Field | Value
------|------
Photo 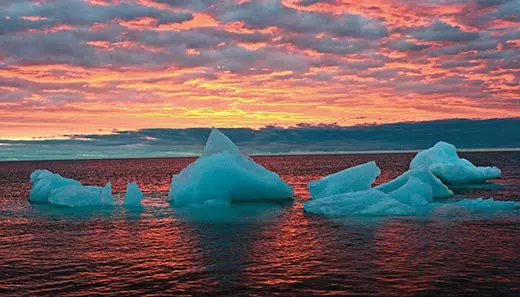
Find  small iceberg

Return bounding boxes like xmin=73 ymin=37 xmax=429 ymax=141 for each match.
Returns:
xmin=168 ymin=128 xmax=293 ymax=207
xmin=410 ymin=141 xmax=501 ymax=184
xmin=29 ymin=169 xmax=114 ymax=207
xmin=308 ymin=161 xmax=380 ymax=199
xmin=30 ymin=170 xmax=81 ymax=203
xmin=124 ymin=182 xmax=143 ymax=207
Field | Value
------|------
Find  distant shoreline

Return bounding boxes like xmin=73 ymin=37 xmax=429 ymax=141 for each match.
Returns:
xmin=1 ymin=147 xmax=520 ymax=163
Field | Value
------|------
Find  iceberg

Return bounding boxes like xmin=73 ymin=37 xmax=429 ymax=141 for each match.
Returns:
xmin=29 ymin=169 xmax=114 ymax=207
xmin=124 ymin=182 xmax=143 ymax=207
xmin=304 ymin=179 xmax=518 ymax=217
xmin=168 ymin=129 xmax=293 ymax=207
xmin=410 ymin=141 xmax=501 ymax=184
xmin=304 ymin=160 xmax=516 ymax=217
xmin=29 ymin=170 xmax=81 ymax=203
xmin=375 ymin=169 xmax=453 ymax=199
xmin=308 ymin=161 xmax=380 ymax=199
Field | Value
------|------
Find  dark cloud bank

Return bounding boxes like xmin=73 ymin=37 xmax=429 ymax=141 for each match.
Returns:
xmin=1 ymin=118 xmax=519 ymax=161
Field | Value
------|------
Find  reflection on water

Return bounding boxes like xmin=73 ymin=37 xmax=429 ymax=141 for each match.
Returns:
xmin=0 ymin=152 xmax=519 ymax=296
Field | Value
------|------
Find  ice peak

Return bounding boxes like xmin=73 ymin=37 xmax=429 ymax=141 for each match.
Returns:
xmin=201 ymin=128 xmax=241 ymax=158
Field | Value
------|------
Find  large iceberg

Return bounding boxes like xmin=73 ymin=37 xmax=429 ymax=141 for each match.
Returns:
xmin=375 ymin=169 xmax=453 ymax=199
xmin=410 ymin=141 xmax=501 ymax=184
xmin=124 ymin=182 xmax=143 ymax=207
xmin=168 ymin=129 xmax=293 ymax=207
xmin=29 ymin=169 xmax=114 ymax=207
xmin=304 ymin=159 xmax=517 ymax=217
xmin=308 ymin=161 xmax=380 ymax=199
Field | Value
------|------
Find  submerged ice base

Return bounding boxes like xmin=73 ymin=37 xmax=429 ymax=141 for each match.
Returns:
xmin=169 ymin=129 xmax=293 ymax=207
xmin=410 ymin=141 xmax=501 ymax=184
xmin=29 ymin=169 xmax=114 ymax=207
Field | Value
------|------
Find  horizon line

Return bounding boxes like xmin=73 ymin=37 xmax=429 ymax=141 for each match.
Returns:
xmin=2 ymin=116 xmax=519 ymax=142
xmin=2 ymin=147 xmax=520 ymax=163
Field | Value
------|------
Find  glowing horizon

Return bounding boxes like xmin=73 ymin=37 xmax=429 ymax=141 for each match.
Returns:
xmin=1 ymin=0 xmax=519 ymax=139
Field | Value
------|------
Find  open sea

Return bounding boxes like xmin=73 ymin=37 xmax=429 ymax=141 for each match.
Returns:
xmin=1 ymin=152 xmax=519 ymax=296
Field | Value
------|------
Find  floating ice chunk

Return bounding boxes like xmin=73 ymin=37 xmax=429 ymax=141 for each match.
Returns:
xmin=304 ymin=189 xmax=415 ymax=216
xmin=48 ymin=182 xmax=114 ymax=208
xmin=124 ymin=182 xmax=143 ymax=207
xmin=308 ymin=161 xmax=381 ymax=199
xmin=410 ymin=141 xmax=501 ymax=184
xmin=375 ymin=169 xmax=453 ymax=199
xmin=388 ymin=177 xmax=431 ymax=206
xmin=29 ymin=169 xmax=114 ymax=207
xmin=169 ymin=129 xmax=293 ymax=206
xmin=29 ymin=170 xmax=81 ymax=203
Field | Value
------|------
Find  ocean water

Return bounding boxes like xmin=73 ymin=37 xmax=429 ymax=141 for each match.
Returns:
xmin=0 ymin=152 xmax=519 ymax=296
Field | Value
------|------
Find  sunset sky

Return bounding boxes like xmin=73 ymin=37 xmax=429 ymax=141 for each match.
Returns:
xmin=1 ymin=0 xmax=519 ymax=139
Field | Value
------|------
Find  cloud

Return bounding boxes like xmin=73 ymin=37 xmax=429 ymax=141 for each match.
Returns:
xmin=0 ymin=0 xmax=519 ymax=139
xmin=409 ymin=21 xmax=480 ymax=42
xmin=428 ymin=39 xmax=498 ymax=56
xmin=297 ymin=0 xmax=338 ymax=6
xmin=217 ymin=0 xmax=388 ymax=39
xmin=282 ymin=35 xmax=372 ymax=54
xmin=0 ymin=0 xmax=193 ymax=35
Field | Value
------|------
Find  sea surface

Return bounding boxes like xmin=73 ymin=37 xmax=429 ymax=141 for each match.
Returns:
xmin=0 ymin=153 xmax=519 ymax=296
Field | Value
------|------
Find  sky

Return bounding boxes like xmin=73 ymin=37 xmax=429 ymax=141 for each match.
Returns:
xmin=0 ymin=0 xmax=519 ymax=140
xmin=1 ymin=118 xmax=519 ymax=160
